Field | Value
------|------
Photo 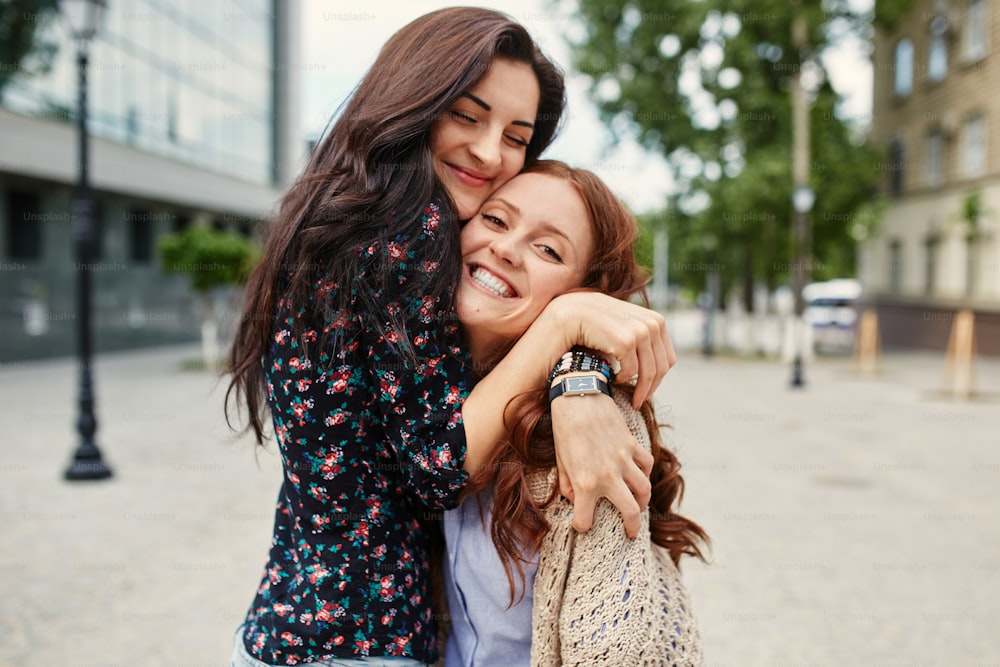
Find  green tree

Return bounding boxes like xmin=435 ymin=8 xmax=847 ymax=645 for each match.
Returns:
xmin=0 ymin=0 xmax=60 ymax=94
xmin=564 ymin=0 xmax=913 ymax=309
xmin=159 ymin=226 xmax=258 ymax=368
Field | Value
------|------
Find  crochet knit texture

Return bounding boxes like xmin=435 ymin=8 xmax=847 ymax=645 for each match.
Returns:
xmin=529 ymin=393 xmax=703 ymax=666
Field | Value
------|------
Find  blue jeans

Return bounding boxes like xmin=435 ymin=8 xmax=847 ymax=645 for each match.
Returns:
xmin=231 ymin=625 xmax=428 ymax=667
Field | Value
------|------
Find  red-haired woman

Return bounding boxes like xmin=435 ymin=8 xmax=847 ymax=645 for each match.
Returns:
xmin=226 ymin=9 xmax=676 ymax=667
xmin=442 ymin=161 xmax=709 ymax=667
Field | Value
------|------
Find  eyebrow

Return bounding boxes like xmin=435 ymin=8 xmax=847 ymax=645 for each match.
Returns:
xmin=493 ymin=197 xmax=522 ymax=217
xmin=462 ymin=93 xmax=535 ymax=129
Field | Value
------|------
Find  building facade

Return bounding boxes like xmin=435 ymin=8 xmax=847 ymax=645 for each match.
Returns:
xmin=0 ymin=0 xmax=301 ymax=361
xmin=862 ymin=0 xmax=1000 ymax=354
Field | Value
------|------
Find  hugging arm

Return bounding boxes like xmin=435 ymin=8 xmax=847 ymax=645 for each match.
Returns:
xmin=463 ymin=290 xmax=675 ymax=538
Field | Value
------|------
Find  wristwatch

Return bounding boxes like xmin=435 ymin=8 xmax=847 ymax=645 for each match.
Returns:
xmin=548 ymin=373 xmax=613 ymax=402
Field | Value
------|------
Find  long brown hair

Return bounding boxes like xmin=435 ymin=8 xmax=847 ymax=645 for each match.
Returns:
xmin=467 ymin=161 xmax=709 ymax=603
xmin=226 ymin=9 xmax=565 ymax=444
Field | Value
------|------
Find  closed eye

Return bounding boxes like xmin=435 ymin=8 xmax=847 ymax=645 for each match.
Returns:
xmin=450 ymin=110 xmax=476 ymax=124
xmin=505 ymin=134 xmax=529 ymax=147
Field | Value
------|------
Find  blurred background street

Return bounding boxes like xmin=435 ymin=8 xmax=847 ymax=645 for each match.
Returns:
xmin=3 ymin=0 xmax=1000 ymax=665
xmin=2 ymin=340 xmax=998 ymax=666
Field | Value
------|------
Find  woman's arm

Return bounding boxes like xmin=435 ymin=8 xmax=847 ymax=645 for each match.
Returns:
xmin=534 ymin=394 xmax=703 ymax=667
xmin=367 ymin=215 xmax=669 ymax=517
xmin=463 ymin=291 xmax=673 ymax=537
xmin=548 ymin=381 xmax=652 ymax=535
xmin=539 ymin=291 xmax=675 ymax=408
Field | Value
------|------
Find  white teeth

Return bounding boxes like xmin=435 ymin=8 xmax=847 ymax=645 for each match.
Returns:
xmin=471 ymin=267 xmax=513 ymax=297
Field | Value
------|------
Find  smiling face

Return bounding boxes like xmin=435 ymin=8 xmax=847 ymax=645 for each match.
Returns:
xmin=430 ymin=58 xmax=541 ymax=220
xmin=457 ymin=172 xmax=595 ymax=361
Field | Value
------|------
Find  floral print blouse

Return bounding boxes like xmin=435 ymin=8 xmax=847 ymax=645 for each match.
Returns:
xmin=241 ymin=203 xmax=472 ymax=665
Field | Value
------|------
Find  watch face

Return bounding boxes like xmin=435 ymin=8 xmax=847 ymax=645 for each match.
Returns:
xmin=565 ymin=376 xmax=599 ymax=393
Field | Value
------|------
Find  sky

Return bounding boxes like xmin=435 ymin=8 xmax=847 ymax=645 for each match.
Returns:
xmin=300 ymin=0 xmax=874 ymax=213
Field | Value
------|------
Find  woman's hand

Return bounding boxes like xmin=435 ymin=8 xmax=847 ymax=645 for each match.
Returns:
xmin=540 ymin=291 xmax=676 ymax=407
xmin=461 ymin=290 xmax=673 ymax=534
xmin=549 ymin=388 xmax=654 ymax=537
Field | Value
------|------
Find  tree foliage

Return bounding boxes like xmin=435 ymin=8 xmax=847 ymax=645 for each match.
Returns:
xmin=564 ymin=0 xmax=914 ymax=307
xmin=0 ymin=0 xmax=60 ymax=94
xmin=158 ymin=226 xmax=258 ymax=293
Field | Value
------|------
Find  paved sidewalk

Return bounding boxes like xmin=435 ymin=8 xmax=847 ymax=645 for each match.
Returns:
xmin=668 ymin=351 xmax=1000 ymax=666
xmin=1 ymin=344 xmax=998 ymax=666
xmin=1 ymin=344 xmax=280 ymax=666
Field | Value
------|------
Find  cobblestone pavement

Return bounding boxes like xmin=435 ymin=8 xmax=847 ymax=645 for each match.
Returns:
xmin=1 ymin=343 xmax=998 ymax=666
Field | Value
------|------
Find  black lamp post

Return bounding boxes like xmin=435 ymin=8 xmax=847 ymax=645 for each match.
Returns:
xmin=701 ymin=233 xmax=718 ymax=358
xmin=62 ymin=0 xmax=112 ymax=481
xmin=789 ymin=184 xmax=814 ymax=389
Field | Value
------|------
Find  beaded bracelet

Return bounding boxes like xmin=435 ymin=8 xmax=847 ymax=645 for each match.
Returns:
xmin=547 ymin=347 xmax=615 ymax=385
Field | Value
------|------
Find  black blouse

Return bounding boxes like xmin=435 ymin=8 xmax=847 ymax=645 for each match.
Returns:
xmin=241 ymin=203 xmax=472 ymax=664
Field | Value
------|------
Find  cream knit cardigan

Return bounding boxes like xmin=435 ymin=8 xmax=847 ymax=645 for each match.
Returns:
xmin=527 ymin=392 xmax=703 ymax=666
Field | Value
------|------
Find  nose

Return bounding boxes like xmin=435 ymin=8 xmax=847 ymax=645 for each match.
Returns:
xmin=489 ymin=235 xmax=522 ymax=268
xmin=468 ymin=126 xmax=502 ymax=171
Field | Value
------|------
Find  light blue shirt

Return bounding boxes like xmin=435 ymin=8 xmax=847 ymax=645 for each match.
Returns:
xmin=442 ymin=489 xmax=536 ymax=667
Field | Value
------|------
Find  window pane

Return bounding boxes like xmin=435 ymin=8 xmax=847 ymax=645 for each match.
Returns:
xmin=895 ymin=39 xmax=913 ymax=95
xmin=964 ymin=114 xmax=986 ymax=176
xmin=5 ymin=192 xmax=43 ymax=260
xmin=925 ymin=132 xmax=943 ymax=186
xmin=966 ymin=0 xmax=988 ymax=61
xmin=127 ymin=210 xmax=154 ymax=263
xmin=929 ymin=34 xmax=947 ymax=80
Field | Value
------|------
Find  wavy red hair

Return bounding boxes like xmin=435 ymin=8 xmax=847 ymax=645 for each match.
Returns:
xmin=466 ymin=160 xmax=709 ymax=604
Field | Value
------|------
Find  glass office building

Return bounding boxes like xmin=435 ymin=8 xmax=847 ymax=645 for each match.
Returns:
xmin=0 ymin=0 xmax=301 ymax=361
xmin=5 ymin=0 xmax=276 ymax=185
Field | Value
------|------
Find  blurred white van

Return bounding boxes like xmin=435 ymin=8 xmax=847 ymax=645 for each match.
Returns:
xmin=803 ymin=279 xmax=862 ymax=352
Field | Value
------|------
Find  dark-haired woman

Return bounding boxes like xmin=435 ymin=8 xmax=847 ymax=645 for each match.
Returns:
xmin=227 ymin=8 xmax=675 ymax=667
xmin=442 ymin=162 xmax=707 ymax=667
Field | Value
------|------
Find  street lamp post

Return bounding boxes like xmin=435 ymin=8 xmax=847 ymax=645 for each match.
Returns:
xmin=62 ymin=0 xmax=112 ymax=481
xmin=790 ymin=184 xmax=814 ymax=388
xmin=789 ymin=9 xmax=813 ymax=389
xmin=701 ymin=233 xmax=718 ymax=358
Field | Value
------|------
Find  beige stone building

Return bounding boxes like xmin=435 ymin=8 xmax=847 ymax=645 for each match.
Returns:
xmin=861 ymin=0 xmax=1000 ymax=353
